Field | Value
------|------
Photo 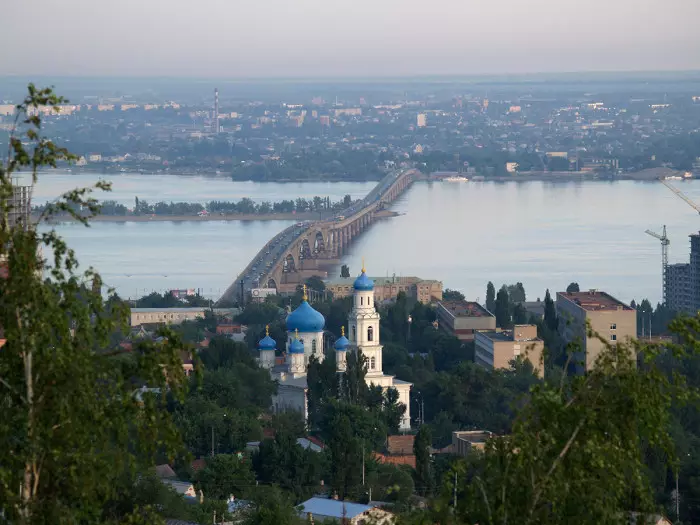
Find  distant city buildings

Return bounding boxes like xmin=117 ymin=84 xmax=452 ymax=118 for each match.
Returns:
xmin=416 ymin=113 xmax=427 ymax=128
xmin=435 ymin=300 xmax=496 ymax=342
xmin=475 ymin=324 xmax=544 ymax=378
xmin=556 ymin=290 xmax=636 ymax=373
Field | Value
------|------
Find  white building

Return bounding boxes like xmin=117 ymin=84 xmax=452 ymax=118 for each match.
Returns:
xmin=417 ymin=113 xmax=427 ymax=127
xmin=261 ymin=264 xmax=412 ymax=430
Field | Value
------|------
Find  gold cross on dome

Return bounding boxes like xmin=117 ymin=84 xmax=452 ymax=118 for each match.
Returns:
xmin=265 ymin=324 xmax=269 ymax=336
xmin=295 ymin=328 xmax=299 ymax=340
xmin=361 ymin=257 xmax=366 ymax=273
xmin=302 ymin=284 xmax=308 ymax=301
xmin=341 ymin=326 xmax=345 ymax=337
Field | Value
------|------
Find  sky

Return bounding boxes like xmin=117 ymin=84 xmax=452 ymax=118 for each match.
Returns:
xmin=2 ymin=0 xmax=699 ymax=77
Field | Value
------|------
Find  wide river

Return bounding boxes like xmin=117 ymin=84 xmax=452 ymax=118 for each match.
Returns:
xmin=26 ymin=172 xmax=700 ymax=305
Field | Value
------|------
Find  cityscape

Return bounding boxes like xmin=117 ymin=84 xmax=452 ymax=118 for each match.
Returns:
xmin=2 ymin=1 xmax=700 ymax=524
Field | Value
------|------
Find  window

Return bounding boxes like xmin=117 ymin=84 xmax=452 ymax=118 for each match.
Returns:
xmin=352 ymin=325 xmax=356 ymax=341
xmin=610 ymin=334 xmax=617 ymax=341
xmin=312 ymin=340 xmax=317 ymax=354
xmin=367 ymin=326 xmax=374 ymax=342
xmin=361 ymin=297 xmax=363 ymax=305
xmin=610 ymin=323 xmax=617 ymax=330
xmin=370 ymin=356 xmax=376 ymax=369
xmin=368 ymin=297 xmax=371 ymax=306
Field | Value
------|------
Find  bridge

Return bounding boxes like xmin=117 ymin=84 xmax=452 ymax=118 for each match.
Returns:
xmin=219 ymin=168 xmax=419 ymax=303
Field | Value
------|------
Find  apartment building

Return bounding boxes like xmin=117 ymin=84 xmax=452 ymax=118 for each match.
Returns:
xmin=325 ymin=276 xmax=442 ymax=304
xmin=556 ymin=290 xmax=636 ymax=372
xmin=436 ymin=300 xmax=496 ymax=342
xmin=475 ymin=324 xmax=544 ymax=378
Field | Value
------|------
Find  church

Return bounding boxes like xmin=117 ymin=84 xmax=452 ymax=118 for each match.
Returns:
xmin=257 ymin=263 xmax=412 ymax=430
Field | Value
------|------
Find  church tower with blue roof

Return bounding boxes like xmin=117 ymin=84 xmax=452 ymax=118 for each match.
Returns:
xmin=348 ymin=261 xmax=383 ymax=376
xmin=257 ymin=325 xmax=276 ymax=370
xmin=285 ymin=285 xmax=325 ymax=368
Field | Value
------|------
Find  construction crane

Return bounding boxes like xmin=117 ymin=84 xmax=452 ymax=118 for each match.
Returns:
xmin=660 ymin=179 xmax=700 ymax=214
xmin=645 ymin=226 xmax=669 ymax=305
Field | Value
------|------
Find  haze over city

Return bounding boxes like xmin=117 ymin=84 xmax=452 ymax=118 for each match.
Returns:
xmin=3 ymin=0 xmax=700 ymax=77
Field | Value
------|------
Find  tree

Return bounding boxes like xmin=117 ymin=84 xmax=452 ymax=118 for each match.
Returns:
xmin=382 ymin=387 xmax=406 ymax=434
xmin=414 ymin=425 xmax=433 ymax=496
xmin=340 ymin=264 xmax=351 ymax=278
xmin=194 ymin=454 xmax=256 ymax=500
xmin=506 ymin=282 xmax=526 ymax=304
xmin=495 ymin=286 xmax=510 ymax=328
xmin=454 ymin=329 xmax=696 ymax=525
xmin=486 ymin=281 xmax=496 ymax=313
xmin=443 ymin=288 xmax=465 ymax=302
xmin=566 ymin=282 xmax=580 ymax=293
xmin=0 ymin=85 xmax=191 ymax=524
xmin=305 ymin=275 xmax=325 ymax=292
xmin=544 ymin=288 xmax=557 ymax=332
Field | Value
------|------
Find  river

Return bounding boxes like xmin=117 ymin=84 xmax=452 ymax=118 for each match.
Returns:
xmin=29 ymin=173 xmax=700 ymax=304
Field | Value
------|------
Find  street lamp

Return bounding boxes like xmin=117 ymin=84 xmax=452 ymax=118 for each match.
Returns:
xmin=407 ymin=315 xmax=412 ymax=342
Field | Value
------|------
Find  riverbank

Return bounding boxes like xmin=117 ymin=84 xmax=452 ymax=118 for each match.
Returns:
xmin=40 ymin=212 xmax=321 ymax=223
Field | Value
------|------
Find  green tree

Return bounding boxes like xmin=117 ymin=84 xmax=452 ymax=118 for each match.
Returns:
xmin=194 ymin=453 xmax=256 ymax=500
xmin=0 ymin=85 xmax=190 ymax=524
xmin=494 ymin=286 xmax=510 ymax=328
xmin=506 ymin=282 xmax=526 ymax=304
xmin=305 ymin=275 xmax=325 ymax=292
xmin=340 ymin=264 xmax=351 ymax=278
xmin=486 ymin=281 xmax=496 ymax=313
xmin=414 ymin=425 xmax=433 ymax=496
xmin=566 ymin=282 xmax=580 ymax=293
xmin=244 ymin=486 xmax=302 ymax=525
xmin=342 ymin=350 xmax=368 ymax=404
xmin=382 ymin=387 xmax=406 ymax=434
xmin=455 ymin=331 xmax=692 ymax=525
xmin=543 ymin=288 xmax=558 ymax=332
xmin=443 ymin=288 xmax=465 ymax=301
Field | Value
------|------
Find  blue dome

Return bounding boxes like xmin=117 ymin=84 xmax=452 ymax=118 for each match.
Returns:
xmin=289 ymin=338 xmax=304 ymax=354
xmin=353 ymin=271 xmax=374 ymax=291
xmin=334 ymin=335 xmax=350 ymax=351
xmin=258 ymin=335 xmax=276 ymax=351
xmin=286 ymin=300 xmax=325 ymax=333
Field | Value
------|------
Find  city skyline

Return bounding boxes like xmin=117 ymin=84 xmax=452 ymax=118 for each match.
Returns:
xmin=3 ymin=0 xmax=699 ymax=77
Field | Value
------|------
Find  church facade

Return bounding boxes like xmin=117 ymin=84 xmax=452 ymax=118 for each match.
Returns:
xmin=258 ymin=264 xmax=412 ymax=430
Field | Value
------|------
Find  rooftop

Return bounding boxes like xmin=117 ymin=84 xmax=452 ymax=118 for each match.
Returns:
xmin=453 ymin=430 xmax=493 ymax=444
xmin=130 ymin=307 xmax=237 ymax=313
xmin=298 ymin=497 xmax=379 ymax=519
xmin=557 ymin=290 xmax=633 ymax=312
xmin=438 ymin=300 xmax=493 ymax=318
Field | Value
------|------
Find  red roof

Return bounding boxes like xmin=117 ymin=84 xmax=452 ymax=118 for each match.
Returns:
xmin=387 ymin=435 xmax=415 ymax=455
xmin=375 ymin=452 xmax=416 ymax=469
xmin=190 ymin=458 xmax=206 ymax=472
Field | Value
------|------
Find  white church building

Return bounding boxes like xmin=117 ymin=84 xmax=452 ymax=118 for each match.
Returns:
xmin=258 ymin=264 xmax=412 ymax=430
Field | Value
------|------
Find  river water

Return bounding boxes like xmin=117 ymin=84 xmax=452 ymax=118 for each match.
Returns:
xmin=28 ymin=173 xmax=700 ymax=304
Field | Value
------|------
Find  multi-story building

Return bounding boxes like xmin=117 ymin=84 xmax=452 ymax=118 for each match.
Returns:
xmin=667 ymin=262 xmax=692 ymax=312
xmin=417 ymin=113 xmax=427 ymax=127
xmin=435 ymin=300 xmax=496 ymax=342
xmin=556 ymin=290 xmax=636 ymax=373
xmin=474 ymin=324 xmax=544 ymax=378
xmin=7 ymin=184 xmax=31 ymax=229
xmin=452 ymin=430 xmax=492 ymax=457
xmin=130 ymin=307 xmax=236 ymax=327
xmin=324 ymin=275 xmax=442 ymax=304
xmin=665 ymin=232 xmax=700 ymax=313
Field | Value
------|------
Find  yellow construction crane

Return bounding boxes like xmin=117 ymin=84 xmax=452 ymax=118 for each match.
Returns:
xmin=661 ymin=179 xmax=700 ymax=214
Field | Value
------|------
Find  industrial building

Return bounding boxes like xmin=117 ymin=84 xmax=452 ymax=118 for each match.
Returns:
xmin=556 ymin=290 xmax=637 ymax=373
xmin=666 ymin=233 xmax=700 ymax=313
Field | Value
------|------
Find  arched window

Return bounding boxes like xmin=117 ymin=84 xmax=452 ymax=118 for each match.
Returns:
xmin=312 ymin=339 xmax=317 ymax=354
xmin=369 ymin=297 xmax=371 ymax=306
xmin=361 ymin=296 xmax=363 ymax=305
xmin=352 ymin=325 xmax=356 ymax=341
xmin=370 ymin=356 xmax=376 ymax=370
xmin=368 ymin=326 xmax=374 ymax=342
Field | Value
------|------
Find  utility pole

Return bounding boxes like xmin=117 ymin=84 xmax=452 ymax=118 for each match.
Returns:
xmin=362 ymin=443 xmax=365 ymax=485
xmin=211 ymin=426 xmax=215 ymax=457
xmin=676 ymin=471 xmax=680 ymax=522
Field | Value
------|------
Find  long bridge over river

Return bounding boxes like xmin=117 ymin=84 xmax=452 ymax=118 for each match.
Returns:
xmin=219 ymin=168 xmax=419 ymax=303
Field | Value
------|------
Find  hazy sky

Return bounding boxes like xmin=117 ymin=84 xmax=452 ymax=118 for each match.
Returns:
xmin=3 ymin=0 xmax=699 ymax=77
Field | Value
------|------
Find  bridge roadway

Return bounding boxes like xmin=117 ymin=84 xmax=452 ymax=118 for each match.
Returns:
xmin=219 ymin=168 xmax=418 ymax=303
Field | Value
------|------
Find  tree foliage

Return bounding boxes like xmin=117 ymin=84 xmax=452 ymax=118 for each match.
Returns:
xmin=0 ymin=84 xmax=192 ymax=524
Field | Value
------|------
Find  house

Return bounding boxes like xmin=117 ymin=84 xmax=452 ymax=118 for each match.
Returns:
xmin=155 ymin=464 xmax=177 ymax=479
xmin=161 ymin=479 xmax=199 ymax=501
xmin=375 ymin=434 xmax=417 ymax=468
xmin=298 ymin=497 xmax=395 ymax=524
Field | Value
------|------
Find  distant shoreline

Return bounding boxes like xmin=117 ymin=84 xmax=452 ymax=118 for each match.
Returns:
xmin=40 ymin=212 xmax=321 ymax=223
